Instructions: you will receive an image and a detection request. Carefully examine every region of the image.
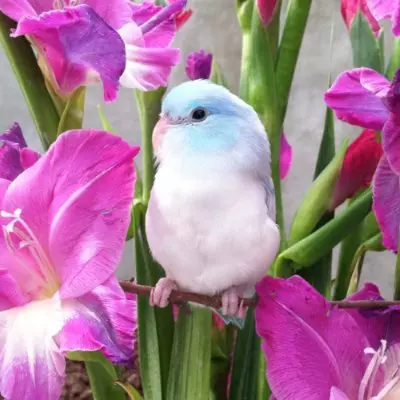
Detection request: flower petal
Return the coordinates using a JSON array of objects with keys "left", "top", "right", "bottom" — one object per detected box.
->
[
  {"left": 0, "top": 296, "right": 65, "bottom": 400},
  {"left": 255, "top": 275, "right": 371, "bottom": 399},
  {"left": 368, "top": 0, "right": 400, "bottom": 35},
  {"left": 130, "top": 1, "right": 176, "bottom": 48},
  {"left": 373, "top": 155, "right": 400, "bottom": 251},
  {"left": 330, "top": 129, "right": 382, "bottom": 209},
  {"left": 19, "top": 147, "right": 41, "bottom": 169},
  {"left": 13, "top": 5, "right": 126, "bottom": 102},
  {"left": 382, "top": 116, "right": 400, "bottom": 174},
  {"left": 0, "top": 123, "right": 27, "bottom": 181},
  {"left": 83, "top": 0, "right": 132, "bottom": 29},
  {"left": 120, "top": 44, "right": 179, "bottom": 91},
  {"left": 257, "top": 0, "right": 280, "bottom": 26},
  {"left": 58, "top": 277, "right": 136, "bottom": 365},
  {"left": 1, "top": 130, "right": 139, "bottom": 299},
  {"left": 0, "top": 0, "right": 40, "bottom": 21},
  {"left": 280, "top": 132, "right": 293, "bottom": 180},
  {"left": 185, "top": 49, "right": 213, "bottom": 80},
  {"left": 324, "top": 68, "right": 390, "bottom": 130},
  {"left": 330, "top": 387, "right": 351, "bottom": 400},
  {"left": 0, "top": 270, "right": 28, "bottom": 310},
  {"left": 341, "top": 0, "right": 381, "bottom": 36}
]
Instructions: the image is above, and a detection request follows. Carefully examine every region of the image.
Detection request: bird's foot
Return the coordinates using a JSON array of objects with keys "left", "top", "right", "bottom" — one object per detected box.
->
[
  {"left": 150, "top": 277, "right": 177, "bottom": 308},
  {"left": 221, "top": 286, "right": 246, "bottom": 318}
]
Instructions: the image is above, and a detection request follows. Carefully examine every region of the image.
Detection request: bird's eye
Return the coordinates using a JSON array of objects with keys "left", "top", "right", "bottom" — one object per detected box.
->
[{"left": 190, "top": 107, "right": 208, "bottom": 122}]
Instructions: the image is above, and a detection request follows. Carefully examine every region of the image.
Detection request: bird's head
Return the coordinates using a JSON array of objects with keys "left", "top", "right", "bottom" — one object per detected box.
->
[{"left": 153, "top": 80, "right": 269, "bottom": 170}]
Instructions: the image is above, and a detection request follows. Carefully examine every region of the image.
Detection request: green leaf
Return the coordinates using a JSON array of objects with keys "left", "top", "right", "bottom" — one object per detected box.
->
[
  {"left": 349, "top": 12, "right": 384, "bottom": 72},
  {"left": 277, "top": 189, "right": 373, "bottom": 271},
  {"left": 97, "top": 104, "right": 115, "bottom": 132},
  {"left": 135, "top": 88, "right": 165, "bottom": 205},
  {"left": 386, "top": 38, "right": 400, "bottom": 80},
  {"left": 0, "top": 13, "right": 59, "bottom": 148},
  {"left": 166, "top": 307, "right": 212, "bottom": 400},
  {"left": 210, "top": 59, "right": 228, "bottom": 87},
  {"left": 288, "top": 140, "right": 348, "bottom": 245},
  {"left": 68, "top": 351, "right": 124, "bottom": 400},
  {"left": 114, "top": 382, "right": 144, "bottom": 400},
  {"left": 228, "top": 310, "right": 271, "bottom": 400},
  {"left": 57, "top": 87, "right": 85, "bottom": 134},
  {"left": 347, "top": 232, "right": 384, "bottom": 294},
  {"left": 275, "top": 0, "right": 312, "bottom": 119},
  {"left": 134, "top": 207, "right": 174, "bottom": 399}
]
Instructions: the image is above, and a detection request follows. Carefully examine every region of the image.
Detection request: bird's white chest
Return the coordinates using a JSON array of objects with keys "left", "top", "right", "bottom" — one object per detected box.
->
[{"left": 145, "top": 166, "right": 280, "bottom": 295}]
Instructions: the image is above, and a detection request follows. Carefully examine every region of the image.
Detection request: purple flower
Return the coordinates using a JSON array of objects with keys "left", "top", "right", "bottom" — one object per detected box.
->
[
  {"left": 367, "top": 0, "right": 400, "bottom": 36},
  {"left": 185, "top": 50, "right": 213, "bottom": 80},
  {"left": 280, "top": 133, "right": 292, "bottom": 180},
  {"left": 324, "top": 67, "right": 400, "bottom": 251},
  {"left": 0, "top": 123, "right": 41, "bottom": 182},
  {"left": 0, "top": 0, "right": 187, "bottom": 101},
  {"left": 0, "top": 129, "right": 140, "bottom": 400},
  {"left": 255, "top": 275, "right": 400, "bottom": 400}
]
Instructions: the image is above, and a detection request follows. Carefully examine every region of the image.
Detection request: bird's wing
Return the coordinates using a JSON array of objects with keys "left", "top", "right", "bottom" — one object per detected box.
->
[{"left": 263, "top": 176, "right": 276, "bottom": 221}]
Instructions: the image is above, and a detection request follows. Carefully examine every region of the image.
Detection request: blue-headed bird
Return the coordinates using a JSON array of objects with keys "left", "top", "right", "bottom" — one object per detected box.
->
[{"left": 145, "top": 80, "right": 280, "bottom": 317}]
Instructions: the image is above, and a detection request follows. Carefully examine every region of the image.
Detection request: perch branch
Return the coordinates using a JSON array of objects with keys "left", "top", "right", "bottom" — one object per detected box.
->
[{"left": 120, "top": 281, "right": 400, "bottom": 310}]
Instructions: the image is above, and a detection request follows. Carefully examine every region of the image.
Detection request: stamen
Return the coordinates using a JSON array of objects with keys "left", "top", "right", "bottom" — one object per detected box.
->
[
  {"left": 140, "top": 0, "right": 187, "bottom": 35},
  {"left": 359, "top": 340, "right": 388, "bottom": 400},
  {"left": 53, "top": 0, "right": 65, "bottom": 9},
  {"left": 1, "top": 209, "right": 59, "bottom": 298}
]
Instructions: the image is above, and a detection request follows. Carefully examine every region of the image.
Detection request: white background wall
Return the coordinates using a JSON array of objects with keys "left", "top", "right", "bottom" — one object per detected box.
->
[{"left": 0, "top": 0, "right": 396, "bottom": 296}]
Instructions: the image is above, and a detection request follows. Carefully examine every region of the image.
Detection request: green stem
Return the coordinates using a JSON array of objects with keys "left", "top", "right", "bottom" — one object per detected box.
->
[
  {"left": 275, "top": 0, "right": 312, "bottom": 120},
  {"left": 0, "top": 13, "right": 59, "bottom": 148},
  {"left": 386, "top": 38, "right": 400, "bottom": 80},
  {"left": 135, "top": 89, "right": 165, "bottom": 205}
]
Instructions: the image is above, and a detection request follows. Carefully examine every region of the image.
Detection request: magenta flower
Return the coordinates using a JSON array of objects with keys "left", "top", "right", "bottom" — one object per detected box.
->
[
  {"left": 324, "top": 67, "right": 400, "bottom": 250},
  {"left": 330, "top": 129, "right": 382, "bottom": 209},
  {"left": 367, "top": 0, "right": 400, "bottom": 36},
  {"left": 0, "top": 123, "right": 40, "bottom": 181},
  {"left": 0, "top": 129, "right": 139, "bottom": 400},
  {"left": 255, "top": 275, "right": 400, "bottom": 399},
  {"left": 257, "top": 0, "right": 280, "bottom": 26},
  {"left": 341, "top": 0, "right": 381, "bottom": 36},
  {"left": 0, "top": 0, "right": 186, "bottom": 101},
  {"left": 185, "top": 50, "right": 213, "bottom": 80},
  {"left": 280, "top": 133, "right": 292, "bottom": 180}
]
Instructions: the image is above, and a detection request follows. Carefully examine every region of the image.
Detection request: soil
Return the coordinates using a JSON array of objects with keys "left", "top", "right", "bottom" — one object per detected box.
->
[{"left": 61, "top": 359, "right": 141, "bottom": 400}]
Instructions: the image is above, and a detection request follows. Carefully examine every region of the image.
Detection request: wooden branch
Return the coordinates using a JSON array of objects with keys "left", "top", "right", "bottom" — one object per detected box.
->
[{"left": 120, "top": 281, "right": 400, "bottom": 310}]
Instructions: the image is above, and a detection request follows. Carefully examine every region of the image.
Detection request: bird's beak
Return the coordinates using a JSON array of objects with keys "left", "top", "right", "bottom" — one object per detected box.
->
[{"left": 153, "top": 114, "right": 171, "bottom": 153}]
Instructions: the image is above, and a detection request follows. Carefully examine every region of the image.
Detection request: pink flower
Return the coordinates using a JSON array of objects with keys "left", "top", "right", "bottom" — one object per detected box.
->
[
  {"left": 0, "top": 0, "right": 187, "bottom": 101},
  {"left": 330, "top": 129, "right": 382, "bottom": 209},
  {"left": 341, "top": 0, "right": 381, "bottom": 36},
  {"left": 257, "top": 0, "right": 280, "bottom": 26},
  {"left": 0, "top": 129, "right": 139, "bottom": 400},
  {"left": 367, "top": 0, "right": 400, "bottom": 36},
  {"left": 280, "top": 133, "right": 292, "bottom": 180},
  {"left": 324, "top": 67, "right": 400, "bottom": 250},
  {"left": 255, "top": 275, "right": 400, "bottom": 399},
  {"left": 0, "top": 123, "right": 40, "bottom": 181}
]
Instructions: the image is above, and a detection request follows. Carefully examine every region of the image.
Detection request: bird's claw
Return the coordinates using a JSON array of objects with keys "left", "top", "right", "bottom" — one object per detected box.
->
[
  {"left": 150, "top": 277, "right": 177, "bottom": 308},
  {"left": 221, "top": 286, "right": 246, "bottom": 317}
]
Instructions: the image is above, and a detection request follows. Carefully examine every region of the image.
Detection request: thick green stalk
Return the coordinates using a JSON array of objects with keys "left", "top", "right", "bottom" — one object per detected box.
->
[
  {"left": 0, "top": 13, "right": 59, "bottom": 148},
  {"left": 275, "top": 0, "right": 312, "bottom": 120},
  {"left": 386, "top": 38, "right": 400, "bottom": 80},
  {"left": 135, "top": 89, "right": 165, "bottom": 205},
  {"left": 166, "top": 307, "right": 212, "bottom": 400},
  {"left": 276, "top": 190, "right": 372, "bottom": 271}
]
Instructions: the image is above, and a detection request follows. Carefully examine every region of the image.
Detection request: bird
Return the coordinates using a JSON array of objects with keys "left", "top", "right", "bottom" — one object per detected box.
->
[{"left": 145, "top": 79, "right": 280, "bottom": 317}]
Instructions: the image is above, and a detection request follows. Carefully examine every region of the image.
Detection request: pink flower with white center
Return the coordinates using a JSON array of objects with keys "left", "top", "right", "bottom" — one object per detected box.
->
[
  {"left": 0, "top": 0, "right": 187, "bottom": 101},
  {"left": 0, "top": 129, "right": 139, "bottom": 400},
  {"left": 256, "top": 275, "right": 400, "bottom": 400},
  {"left": 325, "top": 67, "right": 400, "bottom": 251}
]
